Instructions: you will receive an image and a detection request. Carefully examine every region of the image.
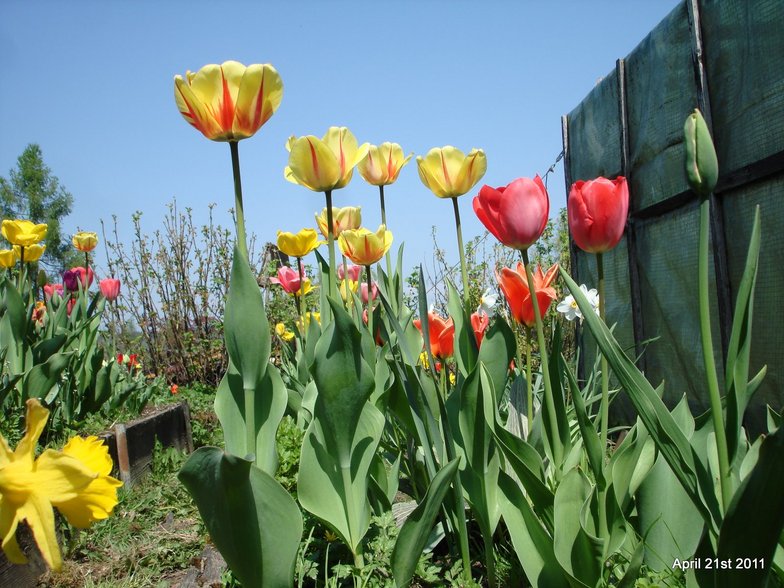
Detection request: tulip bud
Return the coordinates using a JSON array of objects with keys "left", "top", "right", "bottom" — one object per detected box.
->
[{"left": 684, "top": 109, "right": 718, "bottom": 197}]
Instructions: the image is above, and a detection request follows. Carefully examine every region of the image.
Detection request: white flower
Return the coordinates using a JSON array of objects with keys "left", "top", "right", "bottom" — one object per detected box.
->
[
  {"left": 477, "top": 287, "right": 498, "bottom": 317},
  {"left": 557, "top": 284, "right": 600, "bottom": 322}
]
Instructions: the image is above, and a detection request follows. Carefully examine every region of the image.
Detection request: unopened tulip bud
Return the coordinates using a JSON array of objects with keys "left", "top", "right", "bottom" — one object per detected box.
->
[{"left": 684, "top": 109, "right": 718, "bottom": 197}]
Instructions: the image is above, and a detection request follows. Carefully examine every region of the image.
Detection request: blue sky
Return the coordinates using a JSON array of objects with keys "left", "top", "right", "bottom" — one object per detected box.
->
[{"left": 0, "top": 0, "right": 678, "bottom": 276}]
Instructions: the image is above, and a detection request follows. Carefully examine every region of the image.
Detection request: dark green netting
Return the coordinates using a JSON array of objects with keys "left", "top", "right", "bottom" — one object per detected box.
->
[
  {"left": 565, "top": 0, "right": 784, "bottom": 429},
  {"left": 634, "top": 202, "right": 723, "bottom": 413},
  {"left": 567, "top": 69, "right": 622, "bottom": 183},
  {"left": 625, "top": 1, "right": 697, "bottom": 212},
  {"left": 720, "top": 175, "right": 784, "bottom": 427},
  {"left": 702, "top": 0, "right": 784, "bottom": 174}
]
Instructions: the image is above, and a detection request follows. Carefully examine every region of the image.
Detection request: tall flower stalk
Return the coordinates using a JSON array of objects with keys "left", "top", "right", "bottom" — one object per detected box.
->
[{"left": 230, "top": 142, "right": 249, "bottom": 260}]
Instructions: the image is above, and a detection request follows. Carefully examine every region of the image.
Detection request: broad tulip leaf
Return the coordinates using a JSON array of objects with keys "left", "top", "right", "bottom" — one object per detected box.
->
[
  {"left": 215, "top": 359, "right": 288, "bottom": 475},
  {"left": 553, "top": 467, "right": 604, "bottom": 587},
  {"left": 499, "top": 472, "right": 570, "bottom": 588},
  {"left": 392, "top": 458, "right": 460, "bottom": 588},
  {"left": 477, "top": 315, "right": 516, "bottom": 403},
  {"left": 179, "top": 448, "right": 302, "bottom": 588},
  {"left": 716, "top": 425, "right": 784, "bottom": 587},
  {"left": 224, "top": 244, "right": 270, "bottom": 392},
  {"left": 297, "top": 297, "right": 384, "bottom": 554},
  {"left": 725, "top": 207, "right": 762, "bottom": 464},
  {"left": 561, "top": 268, "right": 721, "bottom": 534},
  {"left": 22, "top": 350, "right": 73, "bottom": 401},
  {"left": 446, "top": 280, "right": 478, "bottom": 377}
]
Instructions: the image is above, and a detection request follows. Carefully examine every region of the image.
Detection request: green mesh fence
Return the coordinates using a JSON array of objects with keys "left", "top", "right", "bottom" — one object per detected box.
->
[{"left": 563, "top": 0, "right": 784, "bottom": 432}]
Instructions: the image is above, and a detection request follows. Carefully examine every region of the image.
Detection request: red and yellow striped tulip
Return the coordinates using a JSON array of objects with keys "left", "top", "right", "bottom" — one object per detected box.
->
[
  {"left": 416, "top": 146, "right": 487, "bottom": 199},
  {"left": 337, "top": 225, "right": 393, "bottom": 267},
  {"left": 174, "top": 61, "right": 283, "bottom": 142},
  {"left": 72, "top": 231, "right": 98, "bottom": 252},
  {"left": 285, "top": 127, "right": 369, "bottom": 192},
  {"left": 315, "top": 206, "right": 361, "bottom": 239},
  {"left": 358, "top": 142, "right": 413, "bottom": 186}
]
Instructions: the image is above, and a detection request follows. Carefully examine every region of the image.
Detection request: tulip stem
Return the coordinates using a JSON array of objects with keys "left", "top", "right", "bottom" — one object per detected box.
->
[
  {"left": 379, "top": 185, "right": 393, "bottom": 282},
  {"left": 522, "top": 249, "right": 562, "bottom": 468},
  {"left": 526, "top": 326, "right": 533, "bottom": 436},
  {"left": 451, "top": 197, "right": 470, "bottom": 310},
  {"left": 597, "top": 253, "right": 610, "bottom": 458},
  {"left": 698, "top": 196, "right": 731, "bottom": 512},
  {"left": 229, "top": 141, "right": 249, "bottom": 261},
  {"left": 324, "top": 191, "right": 338, "bottom": 305},
  {"left": 366, "top": 265, "right": 373, "bottom": 341}
]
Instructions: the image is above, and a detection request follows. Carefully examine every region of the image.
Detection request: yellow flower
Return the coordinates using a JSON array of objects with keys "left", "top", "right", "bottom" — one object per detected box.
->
[
  {"left": 1, "top": 220, "right": 47, "bottom": 247},
  {"left": 418, "top": 351, "right": 430, "bottom": 370},
  {"left": 315, "top": 206, "right": 361, "bottom": 239},
  {"left": 276, "top": 228, "right": 321, "bottom": 258},
  {"left": 295, "top": 312, "right": 321, "bottom": 332},
  {"left": 72, "top": 231, "right": 98, "bottom": 252},
  {"left": 0, "top": 249, "right": 18, "bottom": 268},
  {"left": 174, "top": 61, "right": 283, "bottom": 142},
  {"left": 358, "top": 142, "right": 413, "bottom": 186},
  {"left": 416, "top": 146, "right": 487, "bottom": 198},
  {"left": 339, "top": 278, "right": 359, "bottom": 302},
  {"left": 289, "top": 277, "right": 314, "bottom": 297},
  {"left": 275, "top": 322, "right": 295, "bottom": 342},
  {"left": 285, "top": 127, "right": 369, "bottom": 191},
  {"left": 337, "top": 225, "right": 393, "bottom": 266},
  {"left": 0, "top": 399, "right": 122, "bottom": 570},
  {"left": 14, "top": 244, "right": 45, "bottom": 263}
]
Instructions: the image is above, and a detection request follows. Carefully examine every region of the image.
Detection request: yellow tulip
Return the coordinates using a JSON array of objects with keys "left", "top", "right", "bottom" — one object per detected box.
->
[
  {"left": 295, "top": 311, "right": 321, "bottom": 332},
  {"left": 339, "top": 278, "right": 359, "bottom": 302},
  {"left": 14, "top": 244, "right": 45, "bottom": 263},
  {"left": 285, "top": 127, "right": 369, "bottom": 191},
  {"left": 358, "top": 142, "right": 413, "bottom": 186},
  {"left": 337, "top": 225, "right": 393, "bottom": 266},
  {"left": 315, "top": 206, "right": 361, "bottom": 239},
  {"left": 0, "top": 249, "right": 18, "bottom": 268},
  {"left": 275, "top": 322, "right": 295, "bottom": 342},
  {"left": 72, "top": 231, "right": 98, "bottom": 252},
  {"left": 416, "top": 146, "right": 487, "bottom": 198},
  {"left": 174, "top": 61, "right": 283, "bottom": 142},
  {"left": 1, "top": 220, "right": 47, "bottom": 247},
  {"left": 0, "top": 399, "right": 122, "bottom": 570},
  {"left": 276, "top": 228, "right": 321, "bottom": 258}
]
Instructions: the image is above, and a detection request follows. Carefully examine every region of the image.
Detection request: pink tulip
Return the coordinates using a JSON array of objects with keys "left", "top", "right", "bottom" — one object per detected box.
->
[
  {"left": 338, "top": 263, "right": 362, "bottom": 282},
  {"left": 43, "top": 283, "right": 64, "bottom": 300},
  {"left": 473, "top": 176, "right": 549, "bottom": 250},
  {"left": 63, "top": 266, "right": 94, "bottom": 291},
  {"left": 269, "top": 266, "right": 303, "bottom": 295},
  {"left": 361, "top": 282, "right": 378, "bottom": 304},
  {"left": 100, "top": 278, "right": 121, "bottom": 301}
]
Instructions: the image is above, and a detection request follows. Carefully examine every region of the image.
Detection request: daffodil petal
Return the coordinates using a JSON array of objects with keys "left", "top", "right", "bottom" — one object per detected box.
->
[
  {"left": 16, "top": 492, "right": 62, "bottom": 570},
  {"left": 0, "top": 500, "right": 25, "bottom": 564},
  {"left": 61, "top": 436, "right": 113, "bottom": 476},
  {"left": 15, "top": 400, "right": 50, "bottom": 463},
  {"left": 54, "top": 475, "right": 123, "bottom": 529}
]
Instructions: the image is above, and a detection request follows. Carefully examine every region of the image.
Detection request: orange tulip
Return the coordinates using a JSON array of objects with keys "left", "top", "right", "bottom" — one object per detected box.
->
[
  {"left": 414, "top": 311, "right": 455, "bottom": 359},
  {"left": 497, "top": 263, "right": 558, "bottom": 328},
  {"left": 470, "top": 311, "right": 490, "bottom": 347}
]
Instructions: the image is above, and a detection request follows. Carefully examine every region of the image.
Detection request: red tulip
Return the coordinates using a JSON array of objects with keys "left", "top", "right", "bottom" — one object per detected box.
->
[
  {"left": 414, "top": 311, "right": 455, "bottom": 359},
  {"left": 99, "top": 278, "right": 121, "bottom": 302},
  {"left": 470, "top": 311, "right": 489, "bottom": 347},
  {"left": 567, "top": 176, "right": 629, "bottom": 253},
  {"left": 63, "top": 267, "right": 94, "bottom": 291},
  {"left": 497, "top": 263, "right": 558, "bottom": 328},
  {"left": 473, "top": 176, "right": 549, "bottom": 250}
]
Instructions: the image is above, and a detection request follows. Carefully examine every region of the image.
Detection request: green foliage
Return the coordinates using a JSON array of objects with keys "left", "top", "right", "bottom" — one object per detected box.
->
[{"left": 0, "top": 144, "right": 76, "bottom": 271}]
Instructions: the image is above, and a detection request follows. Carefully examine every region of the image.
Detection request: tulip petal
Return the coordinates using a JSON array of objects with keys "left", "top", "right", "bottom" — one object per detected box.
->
[
  {"left": 287, "top": 136, "right": 341, "bottom": 191},
  {"left": 175, "top": 75, "right": 223, "bottom": 140},
  {"left": 455, "top": 148, "right": 487, "bottom": 195},
  {"left": 233, "top": 63, "right": 283, "bottom": 139}
]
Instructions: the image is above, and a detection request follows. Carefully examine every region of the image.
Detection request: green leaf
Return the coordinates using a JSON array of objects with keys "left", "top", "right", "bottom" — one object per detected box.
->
[
  {"left": 22, "top": 351, "right": 73, "bottom": 401},
  {"left": 725, "top": 206, "right": 762, "bottom": 465},
  {"left": 224, "top": 243, "right": 270, "bottom": 392},
  {"left": 392, "top": 459, "right": 460, "bottom": 588},
  {"left": 717, "top": 425, "right": 784, "bottom": 587},
  {"left": 178, "top": 448, "right": 302, "bottom": 588},
  {"left": 563, "top": 354, "right": 604, "bottom": 487},
  {"left": 214, "top": 359, "right": 288, "bottom": 475},
  {"left": 447, "top": 280, "right": 478, "bottom": 377},
  {"left": 499, "top": 472, "right": 570, "bottom": 588},
  {"left": 560, "top": 268, "right": 722, "bottom": 534},
  {"left": 477, "top": 315, "right": 516, "bottom": 404}
]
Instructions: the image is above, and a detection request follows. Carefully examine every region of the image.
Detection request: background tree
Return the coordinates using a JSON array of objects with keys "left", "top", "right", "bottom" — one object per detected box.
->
[{"left": 0, "top": 143, "right": 76, "bottom": 272}]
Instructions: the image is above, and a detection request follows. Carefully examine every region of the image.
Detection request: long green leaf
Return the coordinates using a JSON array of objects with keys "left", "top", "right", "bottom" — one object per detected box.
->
[
  {"left": 179, "top": 448, "right": 302, "bottom": 588},
  {"left": 392, "top": 459, "right": 460, "bottom": 588},
  {"left": 562, "top": 354, "right": 604, "bottom": 486},
  {"left": 561, "top": 268, "right": 721, "bottom": 534},
  {"left": 447, "top": 281, "right": 478, "bottom": 377}
]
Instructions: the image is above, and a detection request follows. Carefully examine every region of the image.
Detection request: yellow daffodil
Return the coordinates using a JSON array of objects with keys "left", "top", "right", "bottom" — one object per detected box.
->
[
  {"left": 1, "top": 220, "right": 47, "bottom": 247},
  {"left": 0, "top": 249, "right": 18, "bottom": 268},
  {"left": 285, "top": 127, "right": 369, "bottom": 192},
  {"left": 275, "top": 322, "right": 295, "bottom": 342},
  {"left": 315, "top": 206, "right": 361, "bottom": 239},
  {"left": 358, "top": 142, "right": 413, "bottom": 186},
  {"left": 14, "top": 244, "right": 45, "bottom": 263},
  {"left": 276, "top": 228, "right": 321, "bottom": 258},
  {"left": 72, "top": 231, "right": 98, "bottom": 252},
  {"left": 0, "top": 399, "right": 122, "bottom": 570},
  {"left": 416, "top": 146, "right": 487, "bottom": 198},
  {"left": 174, "top": 61, "right": 283, "bottom": 142},
  {"left": 337, "top": 225, "right": 393, "bottom": 267}
]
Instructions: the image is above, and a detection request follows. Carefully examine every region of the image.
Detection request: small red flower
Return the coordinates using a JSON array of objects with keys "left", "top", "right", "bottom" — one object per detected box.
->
[{"left": 170, "top": 384, "right": 179, "bottom": 395}]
